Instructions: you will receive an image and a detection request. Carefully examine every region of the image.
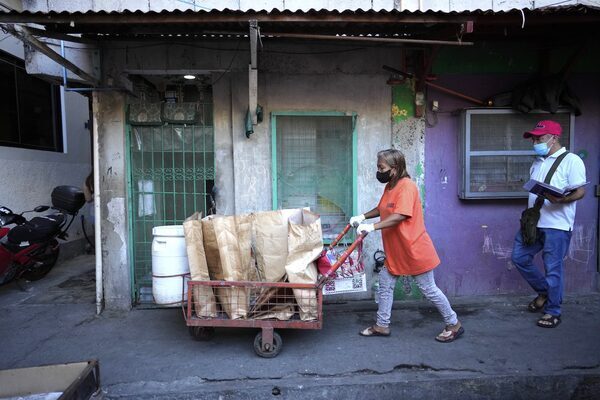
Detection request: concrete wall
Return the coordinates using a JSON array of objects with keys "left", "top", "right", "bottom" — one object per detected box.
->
[
  {"left": 97, "top": 39, "right": 402, "bottom": 305},
  {"left": 93, "top": 91, "right": 131, "bottom": 311},
  {"left": 0, "top": 33, "right": 92, "bottom": 258},
  {"left": 96, "top": 37, "right": 600, "bottom": 308}
]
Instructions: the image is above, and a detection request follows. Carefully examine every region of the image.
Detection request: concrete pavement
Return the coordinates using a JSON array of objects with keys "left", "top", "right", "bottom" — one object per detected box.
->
[{"left": 1, "top": 255, "right": 599, "bottom": 399}]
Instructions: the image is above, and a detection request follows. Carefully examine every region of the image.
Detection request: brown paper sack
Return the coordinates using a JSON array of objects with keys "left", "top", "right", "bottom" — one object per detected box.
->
[
  {"left": 285, "top": 210, "right": 323, "bottom": 321},
  {"left": 202, "top": 214, "right": 253, "bottom": 319},
  {"left": 253, "top": 209, "right": 303, "bottom": 282},
  {"left": 183, "top": 212, "right": 217, "bottom": 318}
]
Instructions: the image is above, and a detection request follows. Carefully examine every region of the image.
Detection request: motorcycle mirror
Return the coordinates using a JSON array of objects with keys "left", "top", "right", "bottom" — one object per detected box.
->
[
  {"left": 34, "top": 205, "right": 50, "bottom": 212},
  {"left": 0, "top": 214, "right": 15, "bottom": 226}
]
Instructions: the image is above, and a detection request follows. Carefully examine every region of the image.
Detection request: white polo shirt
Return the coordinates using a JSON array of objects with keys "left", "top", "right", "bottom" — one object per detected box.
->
[{"left": 528, "top": 147, "right": 587, "bottom": 231}]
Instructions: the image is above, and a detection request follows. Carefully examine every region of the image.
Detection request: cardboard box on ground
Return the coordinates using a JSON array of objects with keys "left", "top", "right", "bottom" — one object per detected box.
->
[{"left": 183, "top": 209, "right": 323, "bottom": 321}]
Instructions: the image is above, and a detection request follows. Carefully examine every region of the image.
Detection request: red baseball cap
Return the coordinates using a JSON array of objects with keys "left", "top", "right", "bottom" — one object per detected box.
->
[{"left": 523, "top": 120, "right": 562, "bottom": 138}]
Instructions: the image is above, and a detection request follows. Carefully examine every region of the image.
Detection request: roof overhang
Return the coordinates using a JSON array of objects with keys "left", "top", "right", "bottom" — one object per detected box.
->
[{"left": 0, "top": 6, "right": 599, "bottom": 43}]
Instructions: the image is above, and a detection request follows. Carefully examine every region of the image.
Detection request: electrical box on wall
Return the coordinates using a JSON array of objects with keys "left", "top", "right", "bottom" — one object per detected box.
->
[{"left": 459, "top": 108, "right": 574, "bottom": 200}]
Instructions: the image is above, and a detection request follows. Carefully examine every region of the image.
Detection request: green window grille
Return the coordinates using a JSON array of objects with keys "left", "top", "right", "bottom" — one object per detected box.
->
[
  {"left": 127, "top": 101, "right": 214, "bottom": 304},
  {"left": 272, "top": 113, "right": 357, "bottom": 242}
]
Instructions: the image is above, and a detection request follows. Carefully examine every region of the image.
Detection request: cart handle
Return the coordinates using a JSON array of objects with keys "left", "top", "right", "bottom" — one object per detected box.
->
[
  {"left": 317, "top": 230, "right": 367, "bottom": 289},
  {"left": 326, "top": 223, "right": 353, "bottom": 250}
]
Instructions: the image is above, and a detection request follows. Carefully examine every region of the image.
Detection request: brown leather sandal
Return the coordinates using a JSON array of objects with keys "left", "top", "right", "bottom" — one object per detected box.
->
[
  {"left": 435, "top": 326, "right": 464, "bottom": 343},
  {"left": 359, "top": 325, "right": 390, "bottom": 337}
]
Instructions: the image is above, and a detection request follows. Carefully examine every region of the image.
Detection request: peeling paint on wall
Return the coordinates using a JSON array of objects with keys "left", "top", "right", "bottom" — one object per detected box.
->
[
  {"left": 392, "top": 115, "right": 426, "bottom": 204},
  {"left": 106, "top": 196, "right": 127, "bottom": 267},
  {"left": 391, "top": 81, "right": 427, "bottom": 298},
  {"left": 414, "top": 161, "right": 425, "bottom": 204},
  {"left": 391, "top": 83, "right": 414, "bottom": 123}
]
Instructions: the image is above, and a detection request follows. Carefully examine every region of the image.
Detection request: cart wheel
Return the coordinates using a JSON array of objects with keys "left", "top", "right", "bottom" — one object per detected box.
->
[
  {"left": 253, "top": 331, "right": 282, "bottom": 358},
  {"left": 188, "top": 326, "right": 215, "bottom": 341}
]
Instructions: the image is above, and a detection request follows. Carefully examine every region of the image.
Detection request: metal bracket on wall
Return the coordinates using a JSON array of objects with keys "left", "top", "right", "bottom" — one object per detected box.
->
[
  {"left": 249, "top": 20, "right": 258, "bottom": 126},
  {"left": 3, "top": 24, "right": 100, "bottom": 86}
]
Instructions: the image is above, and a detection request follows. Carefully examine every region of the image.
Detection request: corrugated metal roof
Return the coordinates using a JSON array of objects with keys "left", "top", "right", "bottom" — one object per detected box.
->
[
  {"left": 0, "top": 5, "right": 598, "bottom": 41},
  {"left": 12, "top": 0, "right": 600, "bottom": 14},
  {"left": 2, "top": 4, "right": 599, "bottom": 16}
]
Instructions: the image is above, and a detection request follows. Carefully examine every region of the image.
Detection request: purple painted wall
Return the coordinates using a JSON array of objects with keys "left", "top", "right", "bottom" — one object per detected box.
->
[{"left": 425, "top": 74, "right": 599, "bottom": 296}]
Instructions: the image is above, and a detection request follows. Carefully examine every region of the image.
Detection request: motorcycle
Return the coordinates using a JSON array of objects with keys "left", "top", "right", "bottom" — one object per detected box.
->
[{"left": 0, "top": 186, "right": 85, "bottom": 286}]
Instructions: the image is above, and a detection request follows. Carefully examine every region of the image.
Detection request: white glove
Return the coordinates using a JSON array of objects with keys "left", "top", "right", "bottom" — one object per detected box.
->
[
  {"left": 349, "top": 214, "right": 366, "bottom": 227},
  {"left": 356, "top": 223, "right": 375, "bottom": 235}
]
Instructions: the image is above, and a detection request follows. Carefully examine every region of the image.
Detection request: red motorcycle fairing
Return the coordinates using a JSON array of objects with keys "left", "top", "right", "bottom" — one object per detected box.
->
[
  {"left": 14, "top": 243, "right": 43, "bottom": 265},
  {"left": 0, "top": 244, "right": 11, "bottom": 276},
  {"left": 0, "top": 228, "right": 11, "bottom": 274}
]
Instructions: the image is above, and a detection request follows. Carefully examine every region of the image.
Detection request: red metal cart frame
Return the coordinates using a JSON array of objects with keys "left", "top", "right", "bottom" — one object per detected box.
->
[{"left": 184, "top": 224, "right": 365, "bottom": 357}]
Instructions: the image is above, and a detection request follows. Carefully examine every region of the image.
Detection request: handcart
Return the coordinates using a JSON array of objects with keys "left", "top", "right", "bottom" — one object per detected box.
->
[{"left": 184, "top": 224, "right": 365, "bottom": 358}]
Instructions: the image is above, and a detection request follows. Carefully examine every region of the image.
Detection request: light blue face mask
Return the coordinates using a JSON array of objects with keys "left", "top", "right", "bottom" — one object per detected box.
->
[{"left": 533, "top": 137, "right": 554, "bottom": 156}]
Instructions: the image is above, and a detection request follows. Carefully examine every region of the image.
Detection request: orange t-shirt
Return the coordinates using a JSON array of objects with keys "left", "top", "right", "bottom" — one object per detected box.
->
[{"left": 377, "top": 178, "right": 440, "bottom": 276}]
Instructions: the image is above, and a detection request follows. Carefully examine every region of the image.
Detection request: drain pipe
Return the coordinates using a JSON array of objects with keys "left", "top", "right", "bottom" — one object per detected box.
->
[
  {"left": 92, "top": 93, "right": 103, "bottom": 315},
  {"left": 61, "top": 40, "right": 103, "bottom": 314}
]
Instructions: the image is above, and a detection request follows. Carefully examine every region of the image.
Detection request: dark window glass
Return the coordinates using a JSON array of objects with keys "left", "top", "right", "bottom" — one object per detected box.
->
[
  {"left": 0, "top": 50, "right": 63, "bottom": 152},
  {"left": 0, "top": 61, "right": 19, "bottom": 144}
]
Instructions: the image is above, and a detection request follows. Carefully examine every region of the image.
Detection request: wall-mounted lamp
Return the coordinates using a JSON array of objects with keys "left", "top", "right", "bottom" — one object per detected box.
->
[{"left": 183, "top": 75, "right": 196, "bottom": 80}]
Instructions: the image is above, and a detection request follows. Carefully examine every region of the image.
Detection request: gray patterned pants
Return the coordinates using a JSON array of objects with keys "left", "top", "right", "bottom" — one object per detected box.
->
[{"left": 376, "top": 267, "right": 458, "bottom": 328}]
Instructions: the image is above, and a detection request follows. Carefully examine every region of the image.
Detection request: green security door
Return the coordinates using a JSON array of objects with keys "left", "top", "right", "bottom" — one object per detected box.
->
[{"left": 127, "top": 102, "right": 214, "bottom": 304}]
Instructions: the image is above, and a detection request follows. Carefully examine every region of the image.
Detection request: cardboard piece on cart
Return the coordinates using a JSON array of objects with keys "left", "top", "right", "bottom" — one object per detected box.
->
[
  {"left": 252, "top": 304, "right": 295, "bottom": 320},
  {"left": 249, "top": 285, "right": 295, "bottom": 320},
  {"left": 202, "top": 214, "right": 253, "bottom": 319},
  {"left": 183, "top": 212, "right": 217, "bottom": 318},
  {"left": 253, "top": 209, "right": 303, "bottom": 282},
  {"left": 285, "top": 210, "right": 322, "bottom": 321}
]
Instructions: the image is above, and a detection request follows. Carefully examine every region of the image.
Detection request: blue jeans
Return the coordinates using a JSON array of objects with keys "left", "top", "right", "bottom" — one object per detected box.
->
[{"left": 511, "top": 228, "right": 572, "bottom": 316}]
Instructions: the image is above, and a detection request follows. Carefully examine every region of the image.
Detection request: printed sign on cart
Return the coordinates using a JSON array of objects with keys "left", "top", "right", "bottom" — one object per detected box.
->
[{"left": 323, "top": 272, "right": 367, "bottom": 295}]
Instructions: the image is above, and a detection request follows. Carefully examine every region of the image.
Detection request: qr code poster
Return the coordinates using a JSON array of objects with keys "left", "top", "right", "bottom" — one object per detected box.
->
[{"left": 322, "top": 272, "right": 367, "bottom": 295}]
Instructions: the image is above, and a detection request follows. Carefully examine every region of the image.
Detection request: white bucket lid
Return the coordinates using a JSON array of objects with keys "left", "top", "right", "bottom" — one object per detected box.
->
[{"left": 152, "top": 225, "right": 184, "bottom": 237}]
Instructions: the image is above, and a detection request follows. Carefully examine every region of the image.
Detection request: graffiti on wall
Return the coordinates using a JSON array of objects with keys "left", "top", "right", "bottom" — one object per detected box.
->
[
  {"left": 481, "top": 223, "right": 596, "bottom": 266},
  {"left": 481, "top": 225, "right": 513, "bottom": 263},
  {"left": 568, "top": 224, "right": 596, "bottom": 264}
]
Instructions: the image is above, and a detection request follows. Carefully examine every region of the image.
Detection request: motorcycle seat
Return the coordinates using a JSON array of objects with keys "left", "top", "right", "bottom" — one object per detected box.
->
[{"left": 7, "top": 214, "right": 65, "bottom": 244}]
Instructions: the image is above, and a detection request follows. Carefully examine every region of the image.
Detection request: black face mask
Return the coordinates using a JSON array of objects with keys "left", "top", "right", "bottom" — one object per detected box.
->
[{"left": 376, "top": 170, "right": 392, "bottom": 183}]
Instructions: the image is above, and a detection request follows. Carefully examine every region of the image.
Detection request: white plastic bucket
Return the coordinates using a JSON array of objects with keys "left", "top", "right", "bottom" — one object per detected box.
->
[{"left": 151, "top": 225, "right": 189, "bottom": 305}]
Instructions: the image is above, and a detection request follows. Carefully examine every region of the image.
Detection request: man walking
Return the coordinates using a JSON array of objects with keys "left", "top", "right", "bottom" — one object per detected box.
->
[{"left": 511, "top": 120, "right": 586, "bottom": 328}]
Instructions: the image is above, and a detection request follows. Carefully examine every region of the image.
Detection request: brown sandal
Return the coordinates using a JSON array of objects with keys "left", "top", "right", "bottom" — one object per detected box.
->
[
  {"left": 359, "top": 325, "right": 390, "bottom": 337},
  {"left": 435, "top": 326, "right": 464, "bottom": 343},
  {"left": 527, "top": 294, "right": 547, "bottom": 313}
]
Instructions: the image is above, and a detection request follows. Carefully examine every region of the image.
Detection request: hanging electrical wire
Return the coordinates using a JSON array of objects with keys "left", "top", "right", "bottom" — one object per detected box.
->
[{"left": 211, "top": 37, "right": 242, "bottom": 85}]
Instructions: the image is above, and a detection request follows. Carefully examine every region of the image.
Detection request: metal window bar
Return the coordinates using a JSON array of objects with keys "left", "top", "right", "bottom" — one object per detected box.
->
[
  {"left": 129, "top": 101, "right": 214, "bottom": 303},
  {"left": 275, "top": 115, "right": 353, "bottom": 242},
  {"left": 461, "top": 109, "right": 573, "bottom": 199}
]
